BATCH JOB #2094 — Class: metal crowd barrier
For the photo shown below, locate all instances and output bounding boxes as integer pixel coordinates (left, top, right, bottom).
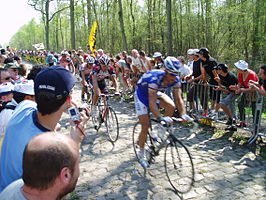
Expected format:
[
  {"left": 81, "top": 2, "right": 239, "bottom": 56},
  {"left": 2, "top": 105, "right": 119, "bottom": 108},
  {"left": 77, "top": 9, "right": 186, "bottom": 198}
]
[{"left": 180, "top": 81, "right": 265, "bottom": 144}]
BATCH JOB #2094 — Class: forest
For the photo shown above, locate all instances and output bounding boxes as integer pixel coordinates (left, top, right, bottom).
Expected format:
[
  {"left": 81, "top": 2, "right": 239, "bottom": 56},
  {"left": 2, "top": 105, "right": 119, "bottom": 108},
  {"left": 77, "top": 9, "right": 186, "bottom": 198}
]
[{"left": 9, "top": 0, "right": 266, "bottom": 68}]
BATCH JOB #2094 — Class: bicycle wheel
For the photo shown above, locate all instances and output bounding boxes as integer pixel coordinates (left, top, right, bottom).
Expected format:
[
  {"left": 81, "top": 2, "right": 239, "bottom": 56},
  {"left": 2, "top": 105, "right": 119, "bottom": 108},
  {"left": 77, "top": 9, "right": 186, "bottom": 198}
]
[
  {"left": 164, "top": 136, "right": 195, "bottom": 194},
  {"left": 103, "top": 106, "right": 119, "bottom": 142},
  {"left": 132, "top": 120, "right": 166, "bottom": 165}
]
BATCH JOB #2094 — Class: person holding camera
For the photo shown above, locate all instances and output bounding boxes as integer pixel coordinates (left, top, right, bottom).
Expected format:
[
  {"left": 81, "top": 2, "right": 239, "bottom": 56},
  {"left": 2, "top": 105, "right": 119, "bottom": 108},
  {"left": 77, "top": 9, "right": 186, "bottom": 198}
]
[
  {"left": 0, "top": 66, "right": 88, "bottom": 192},
  {"left": 0, "top": 132, "right": 81, "bottom": 200}
]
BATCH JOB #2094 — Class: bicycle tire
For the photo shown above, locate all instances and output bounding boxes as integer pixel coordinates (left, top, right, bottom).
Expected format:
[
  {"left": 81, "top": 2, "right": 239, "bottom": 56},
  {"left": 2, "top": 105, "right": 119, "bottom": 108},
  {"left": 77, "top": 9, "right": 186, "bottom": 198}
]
[
  {"left": 104, "top": 106, "right": 119, "bottom": 142},
  {"left": 132, "top": 121, "right": 164, "bottom": 165},
  {"left": 164, "top": 136, "right": 195, "bottom": 194}
]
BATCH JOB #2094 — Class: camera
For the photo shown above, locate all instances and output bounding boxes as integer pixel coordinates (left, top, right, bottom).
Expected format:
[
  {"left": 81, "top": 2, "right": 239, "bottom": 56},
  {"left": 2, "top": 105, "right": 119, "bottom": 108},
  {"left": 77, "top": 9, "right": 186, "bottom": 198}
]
[{"left": 68, "top": 107, "right": 80, "bottom": 122}]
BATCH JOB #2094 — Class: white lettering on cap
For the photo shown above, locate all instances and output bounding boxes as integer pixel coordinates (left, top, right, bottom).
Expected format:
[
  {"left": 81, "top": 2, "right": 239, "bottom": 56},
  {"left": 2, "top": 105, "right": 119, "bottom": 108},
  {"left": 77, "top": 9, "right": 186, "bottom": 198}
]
[{"left": 38, "top": 85, "right": 55, "bottom": 91}]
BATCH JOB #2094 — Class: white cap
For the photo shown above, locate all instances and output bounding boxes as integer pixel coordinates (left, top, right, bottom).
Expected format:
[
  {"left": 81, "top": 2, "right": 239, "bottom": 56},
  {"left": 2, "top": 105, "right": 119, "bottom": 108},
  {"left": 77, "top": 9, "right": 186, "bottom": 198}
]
[
  {"left": 192, "top": 49, "right": 199, "bottom": 55},
  {"left": 153, "top": 52, "right": 162, "bottom": 58},
  {"left": 0, "top": 82, "right": 14, "bottom": 96},
  {"left": 14, "top": 80, "right": 35, "bottom": 95},
  {"left": 187, "top": 49, "right": 194, "bottom": 55},
  {"left": 234, "top": 60, "right": 248, "bottom": 71}
]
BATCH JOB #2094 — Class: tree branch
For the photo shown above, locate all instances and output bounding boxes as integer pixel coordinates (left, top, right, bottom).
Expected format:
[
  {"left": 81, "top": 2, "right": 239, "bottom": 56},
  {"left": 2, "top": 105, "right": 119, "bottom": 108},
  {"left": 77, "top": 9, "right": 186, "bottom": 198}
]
[
  {"left": 28, "top": 0, "right": 46, "bottom": 15},
  {"left": 48, "top": 6, "right": 70, "bottom": 22}
]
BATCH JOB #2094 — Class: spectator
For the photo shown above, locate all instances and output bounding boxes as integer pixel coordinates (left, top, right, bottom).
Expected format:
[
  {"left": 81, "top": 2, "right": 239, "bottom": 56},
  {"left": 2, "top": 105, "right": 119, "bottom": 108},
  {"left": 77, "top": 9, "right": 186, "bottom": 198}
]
[
  {"left": 0, "top": 132, "right": 81, "bottom": 200},
  {"left": 4, "top": 63, "right": 22, "bottom": 82},
  {"left": 18, "top": 64, "right": 30, "bottom": 79},
  {"left": 186, "top": 49, "right": 203, "bottom": 112},
  {"left": 0, "top": 69, "right": 12, "bottom": 84},
  {"left": 197, "top": 48, "right": 219, "bottom": 116},
  {"left": 13, "top": 56, "right": 22, "bottom": 65},
  {"left": 0, "top": 55, "right": 7, "bottom": 68},
  {"left": 187, "top": 49, "right": 194, "bottom": 71},
  {"left": 139, "top": 50, "right": 151, "bottom": 71},
  {"left": 214, "top": 64, "right": 238, "bottom": 125},
  {"left": 153, "top": 52, "right": 164, "bottom": 69},
  {"left": 115, "top": 55, "right": 130, "bottom": 91},
  {"left": 230, "top": 60, "right": 259, "bottom": 127},
  {"left": 45, "top": 54, "right": 58, "bottom": 66},
  {"left": 0, "top": 66, "right": 87, "bottom": 191},
  {"left": 27, "top": 65, "right": 47, "bottom": 81},
  {"left": 0, "top": 80, "right": 35, "bottom": 153},
  {"left": 177, "top": 56, "right": 192, "bottom": 80},
  {"left": 249, "top": 64, "right": 266, "bottom": 96},
  {"left": 0, "top": 82, "right": 14, "bottom": 150},
  {"left": 0, "top": 82, "right": 14, "bottom": 104}
]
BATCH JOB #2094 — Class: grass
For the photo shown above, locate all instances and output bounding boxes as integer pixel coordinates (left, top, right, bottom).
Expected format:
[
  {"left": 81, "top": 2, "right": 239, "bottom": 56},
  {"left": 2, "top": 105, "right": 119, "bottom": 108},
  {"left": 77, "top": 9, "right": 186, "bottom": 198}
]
[{"left": 68, "top": 191, "right": 80, "bottom": 200}]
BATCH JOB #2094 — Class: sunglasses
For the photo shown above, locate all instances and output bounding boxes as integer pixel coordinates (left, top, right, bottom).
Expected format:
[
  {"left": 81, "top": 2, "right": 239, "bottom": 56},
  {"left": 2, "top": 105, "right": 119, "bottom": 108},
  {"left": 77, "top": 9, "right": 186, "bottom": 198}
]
[
  {"left": 1, "top": 76, "right": 11, "bottom": 80},
  {"left": 169, "top": 72, "right": 178, "bottom": 77}
]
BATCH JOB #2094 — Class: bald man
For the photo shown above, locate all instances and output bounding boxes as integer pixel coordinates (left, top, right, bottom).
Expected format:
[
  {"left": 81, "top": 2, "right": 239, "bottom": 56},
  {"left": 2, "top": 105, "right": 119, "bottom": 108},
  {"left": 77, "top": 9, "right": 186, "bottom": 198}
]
[{"left": 0, "top": 132, "right": 81, "bottom": 200}]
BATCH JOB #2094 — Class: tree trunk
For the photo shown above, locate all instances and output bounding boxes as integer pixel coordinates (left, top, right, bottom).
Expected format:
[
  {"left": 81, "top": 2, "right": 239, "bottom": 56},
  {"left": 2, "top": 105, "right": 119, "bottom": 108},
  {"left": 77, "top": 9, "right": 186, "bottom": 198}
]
[
  {"left": 147, "top": 0, "right": 152, "bottom": 54},
  {"left": 87, "top": 0, "right": 92, "bottom": 30},
  {"left": 70, "top": 0, "right": 76, "bottom": 49},
  {"left": 45, "top": 1, "right": 50, "bottom": 50},
  {"left": 166, "top": 0, "right": 173, "bottom": 55},
  {"left": 251, "top": 0, "right": 260, "bottom": 65},
  {"left": 118, "top": 0, "right": 128, "bottom": 51}
]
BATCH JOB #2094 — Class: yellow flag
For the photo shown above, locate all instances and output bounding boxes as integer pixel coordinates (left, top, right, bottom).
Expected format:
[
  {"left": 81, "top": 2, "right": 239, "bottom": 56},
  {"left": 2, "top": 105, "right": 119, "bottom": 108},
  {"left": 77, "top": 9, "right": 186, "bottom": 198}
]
[{"left": 88, "top": 21, "right": 98, "bottom": 54}]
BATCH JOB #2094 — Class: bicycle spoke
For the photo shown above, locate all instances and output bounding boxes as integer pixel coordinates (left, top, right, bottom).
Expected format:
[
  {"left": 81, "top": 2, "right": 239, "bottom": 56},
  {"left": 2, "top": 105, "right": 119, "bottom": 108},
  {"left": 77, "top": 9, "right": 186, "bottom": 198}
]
[
  {"left": 104, "top": 107, "right": 119, "bottom": 142},
  {"left": 164, "top": 138, "right": 195, "bottom": 194}
]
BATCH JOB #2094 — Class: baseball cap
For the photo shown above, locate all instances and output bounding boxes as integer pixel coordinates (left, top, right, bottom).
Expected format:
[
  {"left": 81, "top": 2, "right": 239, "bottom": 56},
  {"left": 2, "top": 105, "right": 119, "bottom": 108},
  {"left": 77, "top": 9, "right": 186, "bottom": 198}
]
[
  {"left": 14, "top": 80, "right": 35, "bottom": 96},
  {"left": 187, "top": 49, "right": 194, "bottom": 55},
  {"left": 34, "top": 66, "right": 75, "bottom": 99},
  {"left": 0, "top": 82, "right": 14, "bottom": 96},
  {"left": 215, "top": 63, "right": 228, "bottom": 71},
  {"left": 196, "top": 48, "right": 209, "bottom": 55},
  {"left": 234, "top": 60, "right": 248, "bottom": 71},
  {"left": 153, "top": 52, "right": 162, "bottom": 58},
  {"left": 4, "top": 63, "right": 20, "bottom": 69}
]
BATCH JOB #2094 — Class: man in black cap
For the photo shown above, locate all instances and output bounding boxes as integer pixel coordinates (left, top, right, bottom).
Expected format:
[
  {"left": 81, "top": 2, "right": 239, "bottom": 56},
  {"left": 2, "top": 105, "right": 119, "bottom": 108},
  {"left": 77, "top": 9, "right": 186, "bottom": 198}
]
[
  {"left": 197, "top": 48, "right": 219, "bottom": 116},
  {"left": 213, "top": 63, "right": 238, "bottom": 125},
  {"left": 0, "top": 66, "right": 87, "bottom": 192}
]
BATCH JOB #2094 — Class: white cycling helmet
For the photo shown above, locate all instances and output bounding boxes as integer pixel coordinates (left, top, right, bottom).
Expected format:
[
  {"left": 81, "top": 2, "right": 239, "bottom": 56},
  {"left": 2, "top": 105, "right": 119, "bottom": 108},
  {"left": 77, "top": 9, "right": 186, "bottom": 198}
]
[
  {"left": 98, "top": 55, "right": 110, "bottom": 66},
  {"left": 164, "top": 56, "right": 182, "bottom": 74},
  {"left": 86, "top": 56, "right": 95, "bottom": 64}
]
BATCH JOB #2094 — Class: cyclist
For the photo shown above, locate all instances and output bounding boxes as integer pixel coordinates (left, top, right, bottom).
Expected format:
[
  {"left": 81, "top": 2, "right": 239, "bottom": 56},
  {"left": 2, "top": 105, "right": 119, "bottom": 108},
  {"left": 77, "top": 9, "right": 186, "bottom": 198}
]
[
  {"left": 134, "top": 56, "right": 192, "bottom": 167},
  {"left": 80, "top": 56, "right": 95, "bottom": 101},
  {"left": 91, "top": 55, "right": 119, "bottom": 116}
]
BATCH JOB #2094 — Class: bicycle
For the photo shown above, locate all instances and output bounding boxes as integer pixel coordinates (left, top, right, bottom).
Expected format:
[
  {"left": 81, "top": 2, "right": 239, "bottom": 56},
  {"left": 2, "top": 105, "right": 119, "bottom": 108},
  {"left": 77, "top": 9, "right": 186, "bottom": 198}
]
[
  {"left": 132, "top": 117, "right": 195, "bottom": 194},
  {"left": 91, "top": 93, "right": 120, "bottom": 142}
]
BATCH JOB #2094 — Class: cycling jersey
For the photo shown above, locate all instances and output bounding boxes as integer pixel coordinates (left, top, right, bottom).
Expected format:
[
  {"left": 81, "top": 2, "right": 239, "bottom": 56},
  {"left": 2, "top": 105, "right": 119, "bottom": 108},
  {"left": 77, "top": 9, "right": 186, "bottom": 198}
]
[
  {"left": 136, "top": 70, "right": 181, "bottom": 107},
  {"left": 91, "top": 66, "right": 116, "bottom": 81},
  {"left": 90, "top": 66, "right": 116, "bottom": 93}
]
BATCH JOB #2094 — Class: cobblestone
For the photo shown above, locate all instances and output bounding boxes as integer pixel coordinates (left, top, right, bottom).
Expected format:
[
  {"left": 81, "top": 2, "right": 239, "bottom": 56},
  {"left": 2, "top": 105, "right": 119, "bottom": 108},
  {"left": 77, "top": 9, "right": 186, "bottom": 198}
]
[{"left": 64, "top": 86, "right": 266, "bottom": 200}]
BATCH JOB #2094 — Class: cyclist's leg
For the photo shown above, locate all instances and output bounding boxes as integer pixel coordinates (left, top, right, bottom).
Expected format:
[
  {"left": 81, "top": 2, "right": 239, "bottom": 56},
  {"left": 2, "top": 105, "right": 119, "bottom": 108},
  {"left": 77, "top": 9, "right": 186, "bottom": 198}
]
[
  {"left": 138, "top": 114, "right": 150, "bottom": 149},
  {"left": 157, "top": 92, "right": 175, "bottom": 116},
  {"left": 134, "top": 92, "right": 150, "bottom": 149}
]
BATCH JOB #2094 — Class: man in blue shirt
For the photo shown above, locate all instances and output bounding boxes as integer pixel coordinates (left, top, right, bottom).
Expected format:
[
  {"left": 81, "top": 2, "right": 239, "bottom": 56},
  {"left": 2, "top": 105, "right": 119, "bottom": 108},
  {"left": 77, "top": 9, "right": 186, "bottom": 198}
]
[{"left": 0, "top": 66, "right": 86, "bottom": 192}]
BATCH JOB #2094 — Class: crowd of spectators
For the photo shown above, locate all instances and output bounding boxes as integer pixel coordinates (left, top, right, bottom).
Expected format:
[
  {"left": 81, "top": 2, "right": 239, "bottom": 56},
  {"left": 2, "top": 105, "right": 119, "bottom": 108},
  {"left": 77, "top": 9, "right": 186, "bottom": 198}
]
[{"left": 0, "top": 45, "right": 265, "bottom": 198}]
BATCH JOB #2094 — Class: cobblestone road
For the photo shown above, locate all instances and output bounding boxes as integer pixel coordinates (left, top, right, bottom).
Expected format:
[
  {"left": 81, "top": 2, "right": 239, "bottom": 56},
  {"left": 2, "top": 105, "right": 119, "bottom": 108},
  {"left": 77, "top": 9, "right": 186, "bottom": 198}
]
[{"left": 64, "top": 86, "right": 266, "bottom": 200}]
